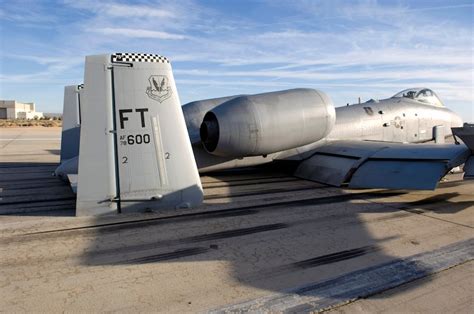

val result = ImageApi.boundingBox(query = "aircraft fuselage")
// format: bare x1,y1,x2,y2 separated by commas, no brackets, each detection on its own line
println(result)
189,97,463,173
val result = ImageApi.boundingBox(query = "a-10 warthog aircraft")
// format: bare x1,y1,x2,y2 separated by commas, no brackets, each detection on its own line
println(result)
56,53,474,216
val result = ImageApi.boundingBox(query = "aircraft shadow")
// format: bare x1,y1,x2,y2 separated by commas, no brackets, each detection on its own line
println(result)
0,161,76,216
71,167,473,302
2,161,472,304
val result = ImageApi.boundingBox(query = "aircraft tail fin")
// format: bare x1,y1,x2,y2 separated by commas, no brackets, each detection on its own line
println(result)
76,53,203,216
59,84,83,163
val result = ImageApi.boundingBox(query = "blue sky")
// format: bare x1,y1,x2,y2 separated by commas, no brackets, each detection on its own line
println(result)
0,0,473,120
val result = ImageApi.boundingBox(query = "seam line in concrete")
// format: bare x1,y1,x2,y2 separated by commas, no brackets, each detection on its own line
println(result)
209,238,474,313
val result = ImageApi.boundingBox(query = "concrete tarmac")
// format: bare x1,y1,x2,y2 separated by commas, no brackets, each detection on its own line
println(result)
328,260,473,314
0,127,473,312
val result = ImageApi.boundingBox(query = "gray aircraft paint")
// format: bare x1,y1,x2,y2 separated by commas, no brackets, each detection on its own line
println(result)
293,140,469,190
182,89,464,173
76,55,117,216
183,89,467,190
182,95,281,172
183,95,242,144
56,56,472,214
75,53,202,216
199,89,335,157
327,98,462,143
60,84,82,163
60,87,467,177
61,85,465,176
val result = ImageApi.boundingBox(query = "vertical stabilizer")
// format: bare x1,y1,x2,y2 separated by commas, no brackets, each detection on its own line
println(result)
76,53,203,216
60,84,82,163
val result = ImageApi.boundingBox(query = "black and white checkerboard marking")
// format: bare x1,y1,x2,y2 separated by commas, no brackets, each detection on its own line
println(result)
111,53,170,64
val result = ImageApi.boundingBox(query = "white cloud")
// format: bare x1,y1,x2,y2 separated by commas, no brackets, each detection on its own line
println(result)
93,28,187,40
62,0,175,18
174,67,472,84
1,0,472,120
106,3,174,18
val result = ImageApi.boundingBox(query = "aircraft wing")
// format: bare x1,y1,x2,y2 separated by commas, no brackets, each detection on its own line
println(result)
294,140,470,190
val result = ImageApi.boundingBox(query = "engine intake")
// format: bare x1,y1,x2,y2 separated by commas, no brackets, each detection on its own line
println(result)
200,112,219,152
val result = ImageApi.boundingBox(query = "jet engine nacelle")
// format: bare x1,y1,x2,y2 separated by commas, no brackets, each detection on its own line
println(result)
200,88,336,157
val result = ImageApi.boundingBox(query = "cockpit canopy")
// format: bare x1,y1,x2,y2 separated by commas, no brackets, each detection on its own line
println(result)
391,88,444,107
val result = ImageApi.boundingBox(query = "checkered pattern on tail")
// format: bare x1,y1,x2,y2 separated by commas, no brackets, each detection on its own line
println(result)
111,53,170,63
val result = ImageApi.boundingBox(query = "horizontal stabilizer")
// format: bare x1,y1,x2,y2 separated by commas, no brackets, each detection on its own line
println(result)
67,174,78,193
295,140,470,190
55,156,78,181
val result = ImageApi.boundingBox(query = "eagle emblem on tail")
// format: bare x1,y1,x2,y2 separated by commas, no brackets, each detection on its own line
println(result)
146,75,172,103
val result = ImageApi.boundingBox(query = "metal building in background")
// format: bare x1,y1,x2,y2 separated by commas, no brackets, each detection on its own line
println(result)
0,100,43,119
